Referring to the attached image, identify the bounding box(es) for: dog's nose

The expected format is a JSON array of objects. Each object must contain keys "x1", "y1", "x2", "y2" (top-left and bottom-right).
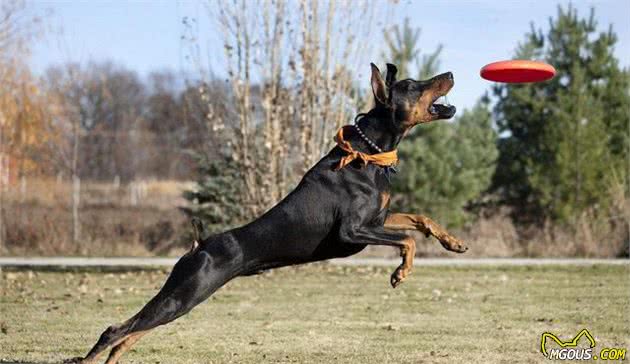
[{"x1": 445, "y1": 72, "x2": 453, "y2": 80}]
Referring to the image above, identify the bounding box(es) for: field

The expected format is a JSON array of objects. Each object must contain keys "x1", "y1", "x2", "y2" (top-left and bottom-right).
[
  {"x1": 3, "y1": 179, "x2": 191, "y2": 256},
  {"x1": 1, "y1": 263, "x2": 628, "y2": 363}
]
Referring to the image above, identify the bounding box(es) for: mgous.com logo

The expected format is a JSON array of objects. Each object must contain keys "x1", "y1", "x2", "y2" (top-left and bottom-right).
[{"x1": 541, "y1": 329, "x2": 627, "y2": 361}]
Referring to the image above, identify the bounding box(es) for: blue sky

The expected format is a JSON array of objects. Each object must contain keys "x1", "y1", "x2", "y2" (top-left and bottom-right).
[{"x1": 30, "y1": 0, "x2": 630, "y2": 112}]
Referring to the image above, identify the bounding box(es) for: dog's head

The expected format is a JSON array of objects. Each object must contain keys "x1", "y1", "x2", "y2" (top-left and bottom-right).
[{"x1": 370, "y1": 63, "x2": 456, "y2": 130}]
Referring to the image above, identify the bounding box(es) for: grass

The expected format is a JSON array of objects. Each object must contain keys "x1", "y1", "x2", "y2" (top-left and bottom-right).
[{"x1": 1, "y1": 263, "x2": 628, "y2": 363}]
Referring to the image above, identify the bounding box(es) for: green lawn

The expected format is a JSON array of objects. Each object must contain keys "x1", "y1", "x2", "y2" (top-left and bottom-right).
[{"x1": 1, "y1": 263, "x2": 628, "y2": 363}]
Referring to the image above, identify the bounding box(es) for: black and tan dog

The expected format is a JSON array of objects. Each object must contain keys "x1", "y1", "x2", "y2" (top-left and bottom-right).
[{"x1": 69, "y1": 63, "x2": 467, "y2": 364}]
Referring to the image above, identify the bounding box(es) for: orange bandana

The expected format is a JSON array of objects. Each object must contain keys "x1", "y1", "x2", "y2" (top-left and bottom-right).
[{"x1": 334, "y1": 126, "x2": 398, "y2": 171}]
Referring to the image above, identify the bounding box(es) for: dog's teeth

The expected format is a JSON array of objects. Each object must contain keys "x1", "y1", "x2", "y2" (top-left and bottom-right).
[{"x1": 434, "y1": 96, "x2": 447, "y2": 104}]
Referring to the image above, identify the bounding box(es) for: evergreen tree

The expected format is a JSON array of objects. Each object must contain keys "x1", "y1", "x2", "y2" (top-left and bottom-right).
[
  {"x1": 395, "y1": 98, "x2": 497, "y2": 228},
  {"x1": 181, "y1": 152, "x2": 247, "y2": 235},
  {"x1": 383, "y1": 20, "x2": 498, "y2": 228},
  {"x1": 493, "y1": 5, "x2": 630, "y2": 225},
  {"x1": 382, "y1": 17, "x2": 442, "y2": 79}
]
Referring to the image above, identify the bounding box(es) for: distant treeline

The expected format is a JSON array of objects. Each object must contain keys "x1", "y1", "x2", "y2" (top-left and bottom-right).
[{"x1": 5, "y1": 62, "x2": 228, "y2": 182}]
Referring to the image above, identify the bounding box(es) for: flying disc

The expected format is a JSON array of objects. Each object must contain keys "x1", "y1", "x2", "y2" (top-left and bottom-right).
[{"x1": 480, "y1": 60, "x2": 556, "y2": 83}]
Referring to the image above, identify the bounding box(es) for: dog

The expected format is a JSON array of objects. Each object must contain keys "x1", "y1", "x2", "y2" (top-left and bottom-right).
[{"x1": 69, "y1": 63, "x2": 467, "y2": 364}]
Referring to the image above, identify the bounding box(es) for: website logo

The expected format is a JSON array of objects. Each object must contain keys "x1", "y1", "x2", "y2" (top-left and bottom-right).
[{"x1": 541, "y1": 329, "x2": 626, "y2": 361}]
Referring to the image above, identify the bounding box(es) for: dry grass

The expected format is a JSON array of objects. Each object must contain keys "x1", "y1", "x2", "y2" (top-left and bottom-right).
[
  {"x1": 3, "y1": 178, "x2": 192, "y2": 209},
  {"x1": 2, "y1": 178, "x2": 627, "y2": 258},
  {"x1": 1, "y1": 263, "x2": 628, "y2": 363},
  {"x1": 1, "y1": 178, "x2": 190, "y2": 256},
  {"x1": 365, "y1": 210, "x2": 627, "y2": 259},
  {"x1": 4, "y1": 202, "x2": 186, "y2": 256}
]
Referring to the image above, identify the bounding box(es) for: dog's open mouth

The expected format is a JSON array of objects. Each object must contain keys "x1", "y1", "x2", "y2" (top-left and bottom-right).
[{"x1": 428, "y1": 95, "x2": 456, "y2": 119}]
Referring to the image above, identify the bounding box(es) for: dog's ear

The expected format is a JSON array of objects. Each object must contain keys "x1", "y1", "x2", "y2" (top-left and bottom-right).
[
  {"x1": 370, "y1": 63, "x2": 388, "y2": 106},
  {"x1": 385, "y1": 63, "x2": 397, "y2": 88}
]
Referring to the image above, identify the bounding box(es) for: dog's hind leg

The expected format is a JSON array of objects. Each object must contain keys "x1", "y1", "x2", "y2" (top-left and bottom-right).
[
  {"x1": 71, "y1": 236, "x2": 244, "y2": 364},
  {"x1": 102, "y1": 331, "x2": 147, "y2": 364}
]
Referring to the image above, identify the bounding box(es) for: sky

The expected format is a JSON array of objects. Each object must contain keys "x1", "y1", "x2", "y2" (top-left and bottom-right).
[{"x1": 30, "y1": 0, "x2": 630, "y2": 112}]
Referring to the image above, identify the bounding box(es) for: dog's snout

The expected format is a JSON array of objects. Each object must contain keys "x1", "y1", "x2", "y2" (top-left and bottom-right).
[{"x1": 431, "y1": 71, "x2": 454, "y2": 83}]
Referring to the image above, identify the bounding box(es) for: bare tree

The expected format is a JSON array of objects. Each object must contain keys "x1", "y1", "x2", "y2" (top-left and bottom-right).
[
  {"x1": 186, "y1": 0, "x2": 382, "y2": 219},
  {"x1": 43, "y1": 64, "x2": 84, "y2": 245},
  {"x1": 145, "y1": 71, "x2": 211, "y2": 179},
  {"x1": 45, "y1": 63, "x2": 147, "y2": 181},
  {"x1": 43, "y1": 62, "x2": 145, "y2": 248}
]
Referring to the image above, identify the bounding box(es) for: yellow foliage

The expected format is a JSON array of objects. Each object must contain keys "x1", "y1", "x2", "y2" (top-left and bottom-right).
[{"x1": 0, "y1": 59, "x2": 57, "y2": 176}]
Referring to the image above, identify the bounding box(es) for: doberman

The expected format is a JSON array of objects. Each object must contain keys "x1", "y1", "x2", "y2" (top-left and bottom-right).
[{"x1": 68, "y1": 63, "x2": 467, "y2": 364}]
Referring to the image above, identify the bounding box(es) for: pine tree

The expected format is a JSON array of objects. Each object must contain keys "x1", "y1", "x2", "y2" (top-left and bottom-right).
[
  {"x1": 382, "y1": 17, "x2": 442, "y2": 79},
  {"x1": 395, "y1": 98, "x2": 497, "y2": 228},
  {"x1": 181, "y1": 153, "x2": 247, "y2": 235},
  {"x1": 493, "y1": 5, "x2": 630, "y2": 225},
  {"x1": 383, "y1": 20, "x2": 497, "y2": 228}
]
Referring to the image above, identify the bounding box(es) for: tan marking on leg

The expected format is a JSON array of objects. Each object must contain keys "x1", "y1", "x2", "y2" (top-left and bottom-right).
[
  {"x1": 75, "y1": 336, "x2": 119, "y2": 364},
  {"x1": 390, "y1": 236, "x2": 416, "y2": 288},
  {"x1": 104, "y1": 331, "x2": 148, "y2": 364},
  {"x1": 400, "y1": 236, "x2": 416, "y2": 272},
  {"x1": 384, "y1": 213, "x2": 467, "y2": 253},
  {"x1": 77, "y1": 318, "x2": 137, "y2": 364},
  {"x1": 380, "y1": 191, "x2": 390, "y2": 210},
  {"x1": 384, "y1": 213, "x2": 418, "y2": 230}
]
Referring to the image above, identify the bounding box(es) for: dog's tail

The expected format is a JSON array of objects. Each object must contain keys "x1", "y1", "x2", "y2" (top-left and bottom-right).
[{"x1": 189, "y1": 217, "x2": 204, "y2": 252}]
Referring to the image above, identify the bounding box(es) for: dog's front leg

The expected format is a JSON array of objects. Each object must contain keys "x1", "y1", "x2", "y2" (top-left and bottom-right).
[
  {"x1": 339, "y1": 225, "x2": 415, "y2": 288},
  {"x1": 384, "y1": 213, "x2": 468, "y2": 253}
]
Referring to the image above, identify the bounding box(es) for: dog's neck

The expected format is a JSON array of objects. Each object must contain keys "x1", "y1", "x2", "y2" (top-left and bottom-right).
[{"x1": 353, "y1": 109, "x2": 404, "y2": 153}]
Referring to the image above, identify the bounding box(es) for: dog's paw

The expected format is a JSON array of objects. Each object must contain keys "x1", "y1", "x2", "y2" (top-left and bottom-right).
[
  {"x1": 439, "y1": 235, "x2": 468, "y2": 253},
  {"x1": 390, "y1": 266, "x2": 409, "y2": 288}
]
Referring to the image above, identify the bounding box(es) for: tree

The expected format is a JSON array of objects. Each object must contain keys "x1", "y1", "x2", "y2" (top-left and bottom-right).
[
  {"x1": 394, "y1": 98, "x2": 497, "y2": 228},
  {"x1": 144, "y1": 71, "x2": 188, "y2": 178},
  {"x1": 183, "y1": 0, "x2": 386, "y2": 231},
  {"x1": 0, "y1": 0, "x2": 46, "y2": 251},
  {"x1": 181, "y1": 153, "x2": 247, "y2": 234},
  {"x1": 384, "y1": 19, "x2": 497, "y2": 228},
  {"x1": 382, "y1": 17, "x2": 442, "y2": 80},
  {"x1": 492, "y1": 5, "x2": 630, "y2": 225},
  {"x1": 45, "y1": 62, "x2": 147, "y2": 182}
]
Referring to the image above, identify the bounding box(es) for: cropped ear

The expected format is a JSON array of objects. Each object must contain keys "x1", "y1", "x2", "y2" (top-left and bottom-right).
[
  {"x1": 370, "y1": 63, "x2": 388, "y2": 106},
  {"x1": 385, "y1": 63, "x2": 398, "y2": 88}
]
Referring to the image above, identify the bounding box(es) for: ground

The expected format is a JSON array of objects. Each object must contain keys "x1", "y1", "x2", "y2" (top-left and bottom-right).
[{"x1": 1, "y1": 263, "x2": 628, "y2": 363}]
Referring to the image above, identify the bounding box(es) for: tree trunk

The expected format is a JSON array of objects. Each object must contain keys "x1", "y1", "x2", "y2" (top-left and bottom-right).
[
  {"x1": 72, "y1": 174, "x2": 81, "y2": 245},
  {"x1": 71, "y1": 114, "x2": 81, "y2": 247}
]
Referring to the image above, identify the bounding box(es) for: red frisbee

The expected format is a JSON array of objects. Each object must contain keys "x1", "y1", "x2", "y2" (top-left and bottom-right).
[{"x1": 480, "y1": 60, "x2": 556, "y2": 83}]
